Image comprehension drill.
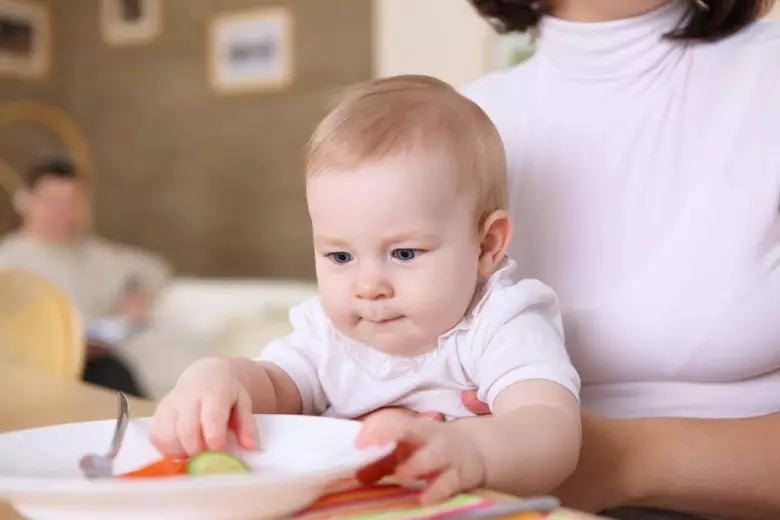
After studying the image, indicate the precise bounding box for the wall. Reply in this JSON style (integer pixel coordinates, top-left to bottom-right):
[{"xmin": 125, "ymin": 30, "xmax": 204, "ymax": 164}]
[
  {"xmin": 372, "ymin": 0, "xmax": 492, "ymax": 87},
  {"xmin": 54, "ymin": 0, "xmax": 372, "ymax": 279},
  {"xmin": 0, "ymin": 0, "xmax": 65, "ymax": 235}
]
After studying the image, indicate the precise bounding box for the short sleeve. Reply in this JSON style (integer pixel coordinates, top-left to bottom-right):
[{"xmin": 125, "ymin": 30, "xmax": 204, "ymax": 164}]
[
  {"xmin": 467, "ymin": 279, "xmax": 581, "ymax": 410},
  {"xmin": 256, "ymin": 297, "xmax": 330, "ymax": 415}
]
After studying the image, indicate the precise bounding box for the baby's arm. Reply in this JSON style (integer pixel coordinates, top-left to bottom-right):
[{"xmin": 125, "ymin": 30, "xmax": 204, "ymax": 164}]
[
  {"xmin": 150, "ymin": 355, "xmax": 302, "ymax": 456},
  {"xmin": 202, "ymin": 296, "xmax": 330, "ymax": 416},
  {"xmin": 358, "ymin": 283, "xmax": 582, "ymax": 501},
  {"xmin": 453, "ymin": 379, "xmax": 581, "ymax": 495},
  {"xmin": 356, "ymin": 380, "xmax": 579, "ymax": 502},
  {"xmin": 462, "ymin": 280, "xmax": 582, "ymax": 494},
  {"xmin": 251, "ymin": 297, "xmax": 331, "ymax": 416},
  {"xmin": 151, "ymin": 298, "xmax": 328, "ymax": 456},
  {"xmin": 220, "ymin": 358, "xmax": 303, "ymax": 414}
]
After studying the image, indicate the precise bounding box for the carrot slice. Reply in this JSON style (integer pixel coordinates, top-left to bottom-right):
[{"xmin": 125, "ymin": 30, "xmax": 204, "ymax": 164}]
[{"xmin": 118, "ymin": 456, "xmax": 188, "ymax": 478}]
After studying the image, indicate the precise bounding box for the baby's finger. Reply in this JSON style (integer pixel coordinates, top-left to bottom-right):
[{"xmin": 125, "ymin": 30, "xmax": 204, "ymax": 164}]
[
  {"xmin": 233, "ymin": 390, "xmax": 259, "ymax": 450},
  {"xmin": 355, "ymin": 450, "xmax": 398, "ymax": 485},
  {"xmin": 421, "ymin": 468, "xmax": 462, "ymax": 505},
  {"xmin": 176, "ymin": 401, "xmax": 206, "ymax": 456},
  {"xmin": 200, "ymin": 396, "xmax": 231, "ymax": 451},
  {"xmin": 394, "ymin": 440, "xmax": 448, "ymax": 481},
  {"xmin": 357, "ymin": 410, "xmax": 430, "ymax": 448},
  {"xmin": 460, "ymin": 391, "xmax": 491, "ymax": 416},
  {"xmin": 356, "ymin": 440, "xmax": 418, "ymax": 485},
  {"xmin": 418, "ymin": 412, "xmax": 445, "ymax": 422},
  {"xmin": 150, "ymin": 407, "xmax": 185, "ymax": 457}
]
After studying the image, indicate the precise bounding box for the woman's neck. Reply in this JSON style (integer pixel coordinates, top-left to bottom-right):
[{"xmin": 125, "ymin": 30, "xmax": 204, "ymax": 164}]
[{"xmin": 552, "ymin": 0, "xmax": 675, "ymax": 22}]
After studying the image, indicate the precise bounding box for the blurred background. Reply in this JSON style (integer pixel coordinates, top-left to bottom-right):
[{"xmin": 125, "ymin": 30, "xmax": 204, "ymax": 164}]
[
  {"xmin": 0, "ymin": 0, "xmax": 778, "ymax": 400},
  {"xmin": 0, "ymin": 0, "xmax": 514, "ymax": 400}
]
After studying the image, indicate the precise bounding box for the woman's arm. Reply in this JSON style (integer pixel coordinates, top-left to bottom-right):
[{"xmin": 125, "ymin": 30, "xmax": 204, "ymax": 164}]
[
  {"xmin": 615, "ymin": 413, "xmax": 780, "ymax": 520},
  {"xmin": 463, "ymin": 392, "xmax": 780, "ymax": 519}
]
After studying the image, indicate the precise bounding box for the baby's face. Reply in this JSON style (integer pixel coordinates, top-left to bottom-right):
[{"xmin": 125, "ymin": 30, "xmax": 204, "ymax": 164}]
[{"xmin": 307, "ymin": 153, "xmax": 482, "ymax": 357}]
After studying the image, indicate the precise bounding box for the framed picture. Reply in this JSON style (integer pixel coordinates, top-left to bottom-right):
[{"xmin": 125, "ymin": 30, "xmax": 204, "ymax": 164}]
[
  {"xmin": 486, "ymin": 31, "xmax": 536, "ymax": 71},
  {"xmin": 0, "ymin": 0, "xmax": 50, "ymax": 79},
  {"xmin": 100, "ymin": 0, "xmax": 162, "ymax": 46},
  {"xmin": 208, "ymin": 7, "xmax": 294, "ymax": 95}
]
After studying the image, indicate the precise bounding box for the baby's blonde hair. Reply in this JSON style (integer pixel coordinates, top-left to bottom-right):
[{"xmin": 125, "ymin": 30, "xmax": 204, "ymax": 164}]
[{"xmin": 306, "ymin": 75, "xmax": 508, "ymax": 227}]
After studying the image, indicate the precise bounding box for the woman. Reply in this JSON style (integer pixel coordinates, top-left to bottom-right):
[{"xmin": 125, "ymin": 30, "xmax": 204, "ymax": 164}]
[{"xmin": 363, "ymin": 1, "xmax": 780, "ymax": 519}]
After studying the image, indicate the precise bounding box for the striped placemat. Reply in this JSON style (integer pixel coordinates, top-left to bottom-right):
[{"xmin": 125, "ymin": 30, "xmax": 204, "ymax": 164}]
[{"xmin": 296, "ymin": 480, "xmax": 550, "ymax": 519}]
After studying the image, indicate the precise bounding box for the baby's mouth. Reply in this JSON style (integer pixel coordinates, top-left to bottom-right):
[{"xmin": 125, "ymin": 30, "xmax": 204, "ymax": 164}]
[{"xmin": 363, "ymin": 316, "xmax": 403, "ymax": 325}]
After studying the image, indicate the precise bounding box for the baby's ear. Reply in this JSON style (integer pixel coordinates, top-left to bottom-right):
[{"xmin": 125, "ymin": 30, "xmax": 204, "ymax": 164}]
[{"xmin": 478, "ymin": 209, "xmax": 512, "ymax": 278}]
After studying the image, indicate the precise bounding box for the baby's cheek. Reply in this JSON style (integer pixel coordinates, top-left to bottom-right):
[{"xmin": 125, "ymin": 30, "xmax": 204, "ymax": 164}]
[
  {"xmin": 318, "ymin": 291, "xmax": 354, "ymax": 326},
  {"xmin": 407, "ymin": 280, "xmax": 471, "ymax": 329}
]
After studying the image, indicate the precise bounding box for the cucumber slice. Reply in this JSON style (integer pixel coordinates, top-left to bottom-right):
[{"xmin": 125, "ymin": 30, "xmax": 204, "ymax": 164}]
[{"xmin": 187, "ymin": 452, "xmax": 250, "ymax": 476}]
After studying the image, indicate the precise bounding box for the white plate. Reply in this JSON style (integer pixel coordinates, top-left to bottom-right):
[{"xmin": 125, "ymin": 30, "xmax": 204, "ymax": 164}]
[{"xmin": 0, "ymin": 415, "xmax": 394, "ymax": 520}]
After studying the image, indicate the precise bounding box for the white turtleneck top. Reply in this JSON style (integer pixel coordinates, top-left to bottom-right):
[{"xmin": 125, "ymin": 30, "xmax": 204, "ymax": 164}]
[{"xmin": 462, "ymin": 1, "xmax": 780, "ymax": 420}]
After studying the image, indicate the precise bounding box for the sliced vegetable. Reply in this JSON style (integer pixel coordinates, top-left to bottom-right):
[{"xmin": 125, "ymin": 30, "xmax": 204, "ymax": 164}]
[
  {"xmin": 119, "ymin": 456, "xmax": 188, "ymax": 478},
  {"xmin": 187, "ymin": 451, "xmax": 250, "ymax": 476}
]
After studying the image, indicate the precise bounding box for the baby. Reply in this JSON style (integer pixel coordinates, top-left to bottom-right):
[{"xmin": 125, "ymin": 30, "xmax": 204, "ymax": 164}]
[{"xmin": 151, "ymin": 75, "xmax": 582, "ymax": 502}]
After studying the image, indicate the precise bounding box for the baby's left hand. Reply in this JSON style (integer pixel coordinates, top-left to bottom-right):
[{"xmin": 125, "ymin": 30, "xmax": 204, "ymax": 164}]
[{"xmin": 356, "ymin": 410, "xmax": 486, "ymax": 504}]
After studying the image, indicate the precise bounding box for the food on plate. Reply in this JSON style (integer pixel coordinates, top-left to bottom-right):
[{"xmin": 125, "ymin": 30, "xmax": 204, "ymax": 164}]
[
  {"xmin": 118, "ymin": 456, "xmax": 187, "ymax": 478},
  {"xmin": 117, "ymin": 452, "xmax": 250, "ymax": 479},
  {"xmin": 187, "ymin": 451, "xmax": 250, "ymax": 475}
]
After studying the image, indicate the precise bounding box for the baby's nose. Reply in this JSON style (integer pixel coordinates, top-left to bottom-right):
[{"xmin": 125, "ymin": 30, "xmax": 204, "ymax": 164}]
[{"xmin": 355, "ymin": 275, "xmax": 393, "ymax": 300}]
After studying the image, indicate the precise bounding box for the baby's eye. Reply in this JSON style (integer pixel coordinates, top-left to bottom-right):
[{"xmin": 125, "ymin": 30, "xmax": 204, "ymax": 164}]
[
  {"xmin": 392, "ymin": 249, "xmax": 420, "ymax": 262},
  {"xmin": 327, "ymin": 252, "xmax": 353, "ymax": 265}
]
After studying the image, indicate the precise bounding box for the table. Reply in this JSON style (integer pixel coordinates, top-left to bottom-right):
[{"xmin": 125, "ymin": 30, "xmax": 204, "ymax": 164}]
[{"xmin": 0, "ymin": 361, "xmax": 601, "ymax": 519}]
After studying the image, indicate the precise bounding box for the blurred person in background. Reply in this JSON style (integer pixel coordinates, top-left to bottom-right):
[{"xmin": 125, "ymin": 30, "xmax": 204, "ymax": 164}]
[{"xmin": 0, "ymin": 156, "xmax": 171, "ymax": 397}]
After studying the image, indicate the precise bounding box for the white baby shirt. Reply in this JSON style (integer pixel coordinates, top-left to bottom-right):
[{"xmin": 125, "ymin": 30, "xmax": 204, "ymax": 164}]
[{"xmin": 257, "ymin": 260, "xmax": 581, "ymax": 419}]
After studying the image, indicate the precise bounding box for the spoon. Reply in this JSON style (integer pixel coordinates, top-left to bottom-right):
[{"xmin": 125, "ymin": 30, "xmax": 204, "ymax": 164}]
[
  {"xmin": 444, "ymin": 495, "xmax": 561, "ymax": 519},
  {"xmin": 79, "ymin": 392, "xmax": 129, "ymax": 479}
]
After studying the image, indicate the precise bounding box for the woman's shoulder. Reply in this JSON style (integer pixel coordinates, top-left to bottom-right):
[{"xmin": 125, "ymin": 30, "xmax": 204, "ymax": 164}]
[
  {"xmin": 695, "ymin": 20, "xmax": 780, "ymax": 72},
  {"xmin": 716, "ymin": 19, "xmax": 780, "ymax": 48}
]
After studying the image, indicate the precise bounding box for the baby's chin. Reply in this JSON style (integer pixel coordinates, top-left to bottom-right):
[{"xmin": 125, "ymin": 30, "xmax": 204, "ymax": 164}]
[{"xmin": 346, "ymin": 321, "xmax": 439, "ymax": 357}]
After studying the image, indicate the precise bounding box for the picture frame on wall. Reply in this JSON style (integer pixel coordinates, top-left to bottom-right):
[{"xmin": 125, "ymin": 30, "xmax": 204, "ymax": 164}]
[
  {"xmin": 208, "ymin": 7, "xmax": 294, "ymax": 95},
  {"xmin": 486, "ymin": 31, "xmax": 536, "ymax": 71},
  {"xmin": 100, "ymin": 0, "xmax": 162, "ymax": 46},
  {"xmin": 0, "ymin": 0, "xmax": 50, "ymax": 79}
]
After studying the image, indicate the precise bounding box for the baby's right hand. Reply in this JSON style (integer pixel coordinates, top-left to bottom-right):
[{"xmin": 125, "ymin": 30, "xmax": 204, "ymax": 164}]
[{"xmin": 150, "ymin": 357, "xmax": 259, "ymax": 457}]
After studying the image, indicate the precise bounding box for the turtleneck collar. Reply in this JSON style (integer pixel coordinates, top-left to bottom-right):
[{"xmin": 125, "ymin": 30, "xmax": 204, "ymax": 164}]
[{"xmin": 535, "ymin": 0, "xmax": 691, "ymax": 80}]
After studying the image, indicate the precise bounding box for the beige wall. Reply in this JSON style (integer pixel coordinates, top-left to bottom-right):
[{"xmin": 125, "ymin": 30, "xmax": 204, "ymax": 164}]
[
  {"xmin": 372, "ymin": 0, "xmax": 492, "ymax": 87},
  {"xmin": 768, "ymin": 4, "xmax": 780, "ymax": 19},
  {"xmin": 0, "ymin": 0, "xmax": 65, "ymax": 235}
]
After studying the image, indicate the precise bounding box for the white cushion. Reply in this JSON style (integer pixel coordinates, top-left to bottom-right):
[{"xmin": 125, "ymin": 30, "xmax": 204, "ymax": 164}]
[{"xmin": 125, "ymin": 277, "xmax": 317, "ymax": 399}]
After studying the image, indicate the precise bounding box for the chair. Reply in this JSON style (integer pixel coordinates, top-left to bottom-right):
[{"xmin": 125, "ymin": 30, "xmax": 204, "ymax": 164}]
[{"xmin": 0, "ymin": 270, "xmax": 85, "ymax": 379}]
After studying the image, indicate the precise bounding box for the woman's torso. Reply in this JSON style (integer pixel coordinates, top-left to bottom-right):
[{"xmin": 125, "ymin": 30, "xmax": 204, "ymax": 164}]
[{"xmin": 463, "ymin": 2, "xmax": 780, "ymax": 419}]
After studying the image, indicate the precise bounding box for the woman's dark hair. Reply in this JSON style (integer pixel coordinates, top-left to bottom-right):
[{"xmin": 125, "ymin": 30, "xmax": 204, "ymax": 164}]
[
  {"xmin": 25, "ymin": 155, "xmax": 78, "ymax": 189},
  {"xmin": 469, "ymin": 0, "xmax": 776, "ymax": 42}
]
